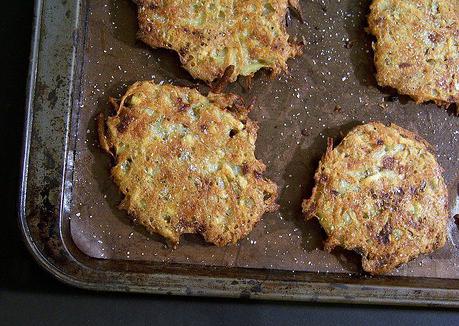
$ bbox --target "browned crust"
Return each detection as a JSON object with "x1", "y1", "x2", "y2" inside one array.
[
  {"x1": 99, "y1": 81, "x2": 278, "y2": 246},
  {"x1": 97, "y1": 112, "x2": 111, "y2": 155},
  {"x1": 302, "y1": 122, "x2": 449, "y2": 274},
  {"x1": 210, "y1": 65, "x2": 235, "y2": 93},
  {"x1": 302, "y1": 137, "x2": 333, "y2": 220}
]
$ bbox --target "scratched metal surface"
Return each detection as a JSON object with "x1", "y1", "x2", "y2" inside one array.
[
  {"x1": 68, "y1": 0, "x2": 459, "y2": 278},
  {"x1": 20, "y1": 0, "x2": 459, "y2": 306}
]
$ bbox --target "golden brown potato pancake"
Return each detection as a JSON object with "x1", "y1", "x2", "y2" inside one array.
[
  {"x1": 135, "y1": 0, "x2": 302, "y2": 85},
  {"x1": 302, "y1": 122, "x2": 449, "y2": 274},
  {"x1": 99, "y1": 81, "x2": 278, "y2": 246},
  {"x1": 368, "y1": 0, "x2": 459, "y2": 106}
]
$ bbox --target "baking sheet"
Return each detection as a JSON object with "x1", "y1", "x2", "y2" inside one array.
[{"x1": 70, "y1": 0, "x2": 459, "y2": 278}]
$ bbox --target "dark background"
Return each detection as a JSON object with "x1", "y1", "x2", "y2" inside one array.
[{"x1": 1, "y1": 2, "x2": 458, "y2": 325}]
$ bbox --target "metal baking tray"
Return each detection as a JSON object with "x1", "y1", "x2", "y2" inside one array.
[{"x1": 20, "y1": 0, "x2": 459, "y2": 306}]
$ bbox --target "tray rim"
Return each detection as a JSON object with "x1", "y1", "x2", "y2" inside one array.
[{"x1": 18, "y1": 0, "x2": 459, "y2": 307}]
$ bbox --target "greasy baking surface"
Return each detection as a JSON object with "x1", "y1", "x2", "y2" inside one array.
[
  {"x1": 70, "y1": 0, "x2": 459, "y2": 277},
  {"x1": 135, "y1": 0, "x2": 302, "y2": 84},
  {"x1": 368, "y1": 0, "x2": 459, "y2": 106},
  {"x1": 99, "y1": 81, "x2": 277, "y2": 246},
  {"x1": 303, "y1": 122, "x2": 448, "y2": 274}
]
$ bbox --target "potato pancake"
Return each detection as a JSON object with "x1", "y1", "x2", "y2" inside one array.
[
  {"x1": 302, "y1": 122, "x2": 449, "y2": 274},
  {"x1": 368, "y1": 0, "x2": 459, "y2": 106},
  {"x1": 99, "y1": 81, "x2": 278, "y2": 246},
  {"x1": 135, "y1": 0, "x2": 302, "y2": 85}
]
